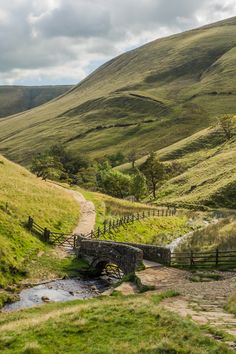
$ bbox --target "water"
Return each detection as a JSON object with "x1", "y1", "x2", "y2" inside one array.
[{"x1": 3, "y1": 278, "x2": 109, "y2": 312}]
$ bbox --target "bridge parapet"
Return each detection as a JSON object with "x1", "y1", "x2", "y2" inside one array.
[
  {"x1": 122, "y1": 242, "x2": 171, "y2": 265},
  {"x1": 76, "y1": 236, "x2": 171, "y2": 275},
  {"x1": 76, "y1": 238, "x2": 143, "y2": 275}
]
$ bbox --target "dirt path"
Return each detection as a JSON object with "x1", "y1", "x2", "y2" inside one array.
[
  {"x1": 137, "y1": 266, "x2": 236, "y2": 341},
  {"x1": 65, "y1": 189, "x2": 96, "y2": 236},
  {"x1": 50, "y1": 183, "x2": 96, "y2": 236}
]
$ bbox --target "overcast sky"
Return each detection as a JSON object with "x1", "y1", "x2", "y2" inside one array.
[{"x1": 0, "y1": 0, "x2": 235, "y2": 86}]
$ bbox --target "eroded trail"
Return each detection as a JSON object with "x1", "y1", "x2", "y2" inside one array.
[
  {"x1": 50, "y1": 183, "x2": 96, "y2": 236},
  {"x1": 65, "y1": 189, "x2": 96, "y2": 236}
]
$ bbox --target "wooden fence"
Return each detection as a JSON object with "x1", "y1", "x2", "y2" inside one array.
[
  {"x1": 26, "y1": 216, "x2": 76, "y2": 247},
  {"x1": 26, "y1": 208, "x2": 176, "y2": 245},
  {"x1": 171, "y1": 249, "x2": 236, "y2": 269},
  {"x1": 84, "y1": 208, "x2": 177, "y2": 239}
]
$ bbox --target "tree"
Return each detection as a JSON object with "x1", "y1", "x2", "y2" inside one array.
[
  {"x1": 131, "y1": 169, "x2": 147, "y2": 201},
  {"x1": 72, "y1": 166, "x2": 97, "y2": 190},
  {"x1": 31, "y1": 153, "x2": 64, "y2": 181},
  {"x1": 128, "y1": 149, "x2": 138, "y2": 169},
  {"x1": 140, "y1": 153, "x2": 165, "y2": 199},
  {"x1": 218, "y1": 114, "x2": 235, "y2": 140},
  {"x1": 107, "y1": 151, "x2": 126, "y2": 167},
  {"x1": 96, "y1": 164, "x2": 132, "y2": 198}
]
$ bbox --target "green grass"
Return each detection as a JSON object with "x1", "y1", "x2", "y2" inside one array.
[
  {"x1": 119, "y1": 119, "x2": 236, "y2": 209},
  {"x1": 0, "y1": 85, "x2": 72, "y2": 118},
  {"x1": 225, "y1": 294, "x2": 236, "y2": 316},
  {"x1": 0, "y1": 17, "x2": 236, "y2": 166},
  {"x1": 176, "y1": 217, "x2": 236, "y2": 252},
  {"x1": 0, "y1": 155, "x2": 80, "y2": 287},
  {"x1": 76, "y1": 187, "x2": 154, "y2": 228},
  {"x1": 23, "y1": 250, "x2": 89, "y2": 284},
  {"x1": 101, "y1": 215, "x2": 189, "y2": 245},
  {"x1": 0, "y1": 292, "x2": 234, "y2": 353}
]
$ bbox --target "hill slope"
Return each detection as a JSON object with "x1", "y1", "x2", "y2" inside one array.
[
  {"x1": 0, "y1": 155, "x2": 79, "y2": 287},
  {"x1": 0, "y1": 85, "x2": 72, "y2": 118},
  {"x1": 118, "y1": 118, "x2": 236, "y2": 209},
  {"x1": 0, "y1": 17, "x2": 235, "y2": 164}
]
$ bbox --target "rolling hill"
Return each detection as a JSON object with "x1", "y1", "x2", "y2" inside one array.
[
  {"x1": 0, "y1": 17, "x2": 235, "y2": 165},
  {"x1": 0, "y1": 155, "x2": 79, "y2": 287},
  {"x1": 117, "y1": 116, "x2": 236, "y2": 209},
  {"x1": 0, "y1": 85, "x2": 72, "y2": 118}
]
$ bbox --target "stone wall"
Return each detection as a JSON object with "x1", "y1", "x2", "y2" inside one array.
[
  {"x1": 76, "y1": 238, "x2": 143, "y2": 275},
  {"x1": 123, "y1": 242, "x2": 171, "y2": 265},
  {"x1": 76, "y1": 237, "x2": 171, "y2": 275}
]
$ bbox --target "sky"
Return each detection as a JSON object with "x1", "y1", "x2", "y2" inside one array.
[{"x1": 0, "y1": 0, "x2": 235, "y2": 86}]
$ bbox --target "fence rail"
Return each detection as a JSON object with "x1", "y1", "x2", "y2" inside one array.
[
  {"x1": 26, "y1": 208, "x2": 177, "y2": 245},
  {"x1": 87, "y1": 208, "x2": 177, "y2": 239},
  {"x1": 26, "y1": 217, "x2": 236, "y2": 269},
  {"x1": 171, "y1": 249, "x2": 236, "y2": 268}
]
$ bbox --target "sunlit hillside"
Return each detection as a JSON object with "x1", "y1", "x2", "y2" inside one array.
[{"x1": 0, "y1": 17, "x2": 235, "y2": 164}]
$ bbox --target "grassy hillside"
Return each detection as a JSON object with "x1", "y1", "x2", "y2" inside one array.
[
  {"x1": 77, "y1": 187, "x2": 154, "y2": 228},
  {"x1": 0, "y1": 155, "x2": 79, "y2": 287},
  {"x1": 101, "y1": 216, "x2": 189, "y2": 245},
  {"x1": 0, "y1": 293, "x2": 233, "y2": 353},
  {"x1": 0, "y1": 17, "x2": 236, "y2": 164},
  {"x1": 119, "y1": 117, "x2": 236, "y2": 209},
  {"x1": 0, "y1": 85, "x2": 72, "y2": 118}
]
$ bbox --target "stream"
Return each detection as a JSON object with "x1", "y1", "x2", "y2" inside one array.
[{"x1": 3, "y1": 278, "x2": 110, "y2": 312}]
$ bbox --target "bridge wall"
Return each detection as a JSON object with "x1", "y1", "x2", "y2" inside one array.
[
  {"x1": 122, "y1": 242, "x2": 171, "y2": 265},
  {"x1": 76, "y1": 238, "x2": 143, "y2": 275}
]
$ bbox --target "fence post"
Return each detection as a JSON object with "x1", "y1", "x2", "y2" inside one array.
[
  {"x1": 73, "y1": 235, "x2": 76, "y2": 248},
  {"x1": 97, "y1": 227, "x2": 101, "y2": 238},
  {"x1": 43, "y1": 228, "x2": 50, "y2": 243},
  {"x1": 143, "y1": 211, "x2": 145, "y2": 219},
  {"x1": 190, "y1": 250, "x2": 194, "y2": 267},
  {"x1": 27, "y1": 216, "x2": 33, "y2": 231},
  {"x1": 157, "y1": 210, "x2": 160, "y2": 217},
  {"x1": 216, "y1": 248, "x2": 219, "y2": 267}
]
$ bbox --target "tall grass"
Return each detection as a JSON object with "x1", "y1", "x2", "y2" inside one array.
[{"x1": 0, "y1": 155, "x2": 80, "y2": 287}]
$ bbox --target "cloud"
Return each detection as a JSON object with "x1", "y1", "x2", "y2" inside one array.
[{"x1": 0, "y1": 0, "x2": 235, "y2": 85}]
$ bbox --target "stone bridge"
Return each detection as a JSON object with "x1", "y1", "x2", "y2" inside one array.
[{"x1": 76, "y1": 237, "x2": 171, "y2": 275}]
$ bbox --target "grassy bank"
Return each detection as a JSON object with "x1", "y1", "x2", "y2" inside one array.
[
  {"x1": 0, "y1": 292, "x2": 233, "y2": 353},
  {"x1": 76, "y1": 187, "x2": 153, "y2": 228},
  {"x1": 177, "y1": 217, "x2": 236, "y2": 252},
  {"x1": 0, "y1": 155, "x2": 80, "y2": 288},
  {"x1": 101, "y1": 216, "x2": 189, "y2": 245},
  {"x1": 225, "y1": 294, "x2": 236, "y2": 316}
]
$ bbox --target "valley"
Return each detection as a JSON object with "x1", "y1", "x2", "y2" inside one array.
[
  {"x1": 0, "y1": 85, "x2": 72, "y2": 118},
  {"x1": 0, "y1": 14, "x2": 235, "y2": 354}
]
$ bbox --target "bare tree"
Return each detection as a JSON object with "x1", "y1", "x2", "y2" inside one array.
[{"x1": 128, "y1": 149, "x2": 137, "y2": 169}]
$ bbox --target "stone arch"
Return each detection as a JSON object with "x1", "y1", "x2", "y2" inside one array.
[{"x1": 91, "y1": 257, "x2": 125, "y2": 276}]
